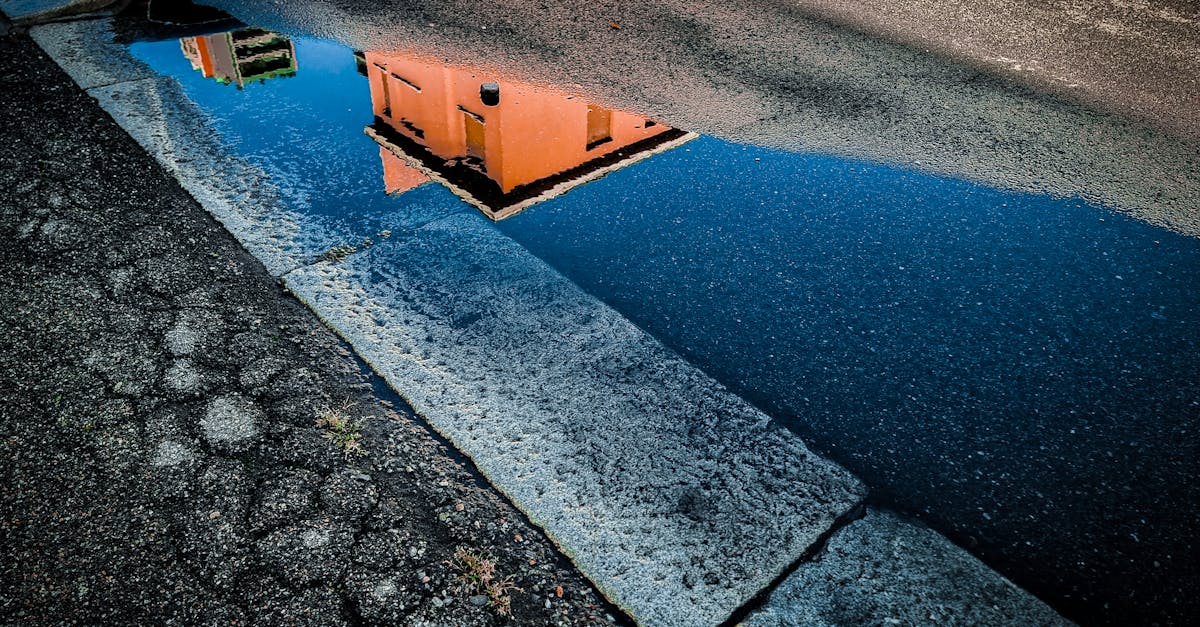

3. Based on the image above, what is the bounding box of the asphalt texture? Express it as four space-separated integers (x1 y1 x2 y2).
776 0 1200 141
0 25 625 626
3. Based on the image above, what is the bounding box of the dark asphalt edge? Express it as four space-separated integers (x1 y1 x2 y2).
0 12 633 625
0 10 645 621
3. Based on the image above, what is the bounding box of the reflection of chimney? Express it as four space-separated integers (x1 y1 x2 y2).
480 82 500 106
361 50 694 220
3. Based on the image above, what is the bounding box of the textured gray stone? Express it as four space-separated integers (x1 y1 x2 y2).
258 519 355 586
165 309 223 357
283 212 865 626
162 358 204 397
744 509 1071 627
29 19 155 89
150 440 196 468
200 395 262 453
251 470 320 532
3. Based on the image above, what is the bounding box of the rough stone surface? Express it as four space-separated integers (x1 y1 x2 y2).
199 395 263 453
744 509 1070 627
284 212 867 626
0 30 622 626
29 18 155 88
151 440 197 468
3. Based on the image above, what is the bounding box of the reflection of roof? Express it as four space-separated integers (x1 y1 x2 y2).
366 120 696 220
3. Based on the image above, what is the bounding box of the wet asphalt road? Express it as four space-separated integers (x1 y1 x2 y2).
6 0 1198 624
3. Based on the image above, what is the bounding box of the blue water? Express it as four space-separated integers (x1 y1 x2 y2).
495 137 1200 621
129 33 1200 625
130 37 470 256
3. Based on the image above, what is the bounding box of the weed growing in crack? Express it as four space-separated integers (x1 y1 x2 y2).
315 243 358 263
315 401 366 458
451 546 520 616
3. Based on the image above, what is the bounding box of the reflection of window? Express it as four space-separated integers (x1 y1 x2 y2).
586 105 613 150
374 64 391 117
391 72 421 92
462 108 486 160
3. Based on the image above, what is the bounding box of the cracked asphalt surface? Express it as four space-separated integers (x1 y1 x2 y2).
0 25 626 626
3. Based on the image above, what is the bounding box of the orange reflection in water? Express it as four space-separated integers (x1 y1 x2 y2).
361 50 693 220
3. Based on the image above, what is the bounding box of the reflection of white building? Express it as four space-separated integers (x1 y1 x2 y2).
180 28 297 89
359 50 696 220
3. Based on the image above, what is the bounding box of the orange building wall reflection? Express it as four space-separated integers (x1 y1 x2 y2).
362 50 694 220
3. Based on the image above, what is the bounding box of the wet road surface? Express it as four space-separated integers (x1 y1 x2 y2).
14 1 1200 624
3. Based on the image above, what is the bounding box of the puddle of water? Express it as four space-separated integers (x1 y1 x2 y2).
496 135 1200 622
130 33 471 265
121 22 1200 626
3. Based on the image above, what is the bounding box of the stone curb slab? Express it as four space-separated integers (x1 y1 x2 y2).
744 509 1070 627
282 212 867 626
29 18 155 88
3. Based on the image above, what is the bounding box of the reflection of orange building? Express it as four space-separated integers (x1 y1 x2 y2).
360 50 695 220
181 28 297 89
